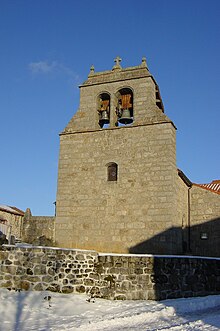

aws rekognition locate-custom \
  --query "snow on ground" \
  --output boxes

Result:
[0,288,220,331]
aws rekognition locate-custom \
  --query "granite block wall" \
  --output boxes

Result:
[56,122,179,253]
[190,186,220,257]
[1,246,220,301]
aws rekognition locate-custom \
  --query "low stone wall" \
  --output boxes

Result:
[0,246,220,300]
[0,246,97,294]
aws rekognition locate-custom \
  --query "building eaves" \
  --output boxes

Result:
[0,204,25,216]
[178,169,192,187]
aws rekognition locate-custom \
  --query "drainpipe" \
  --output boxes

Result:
[177,169,192,254]
[53,201,56,216]
[187,186,191,253]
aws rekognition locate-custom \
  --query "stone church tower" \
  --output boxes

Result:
[55,57,183,254]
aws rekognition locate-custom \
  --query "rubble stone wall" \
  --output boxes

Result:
[21,217,55,245]
[1,246,220,300]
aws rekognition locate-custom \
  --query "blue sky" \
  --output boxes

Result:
[0,0,219,215]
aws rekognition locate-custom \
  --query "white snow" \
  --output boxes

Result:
[0,289,220,330]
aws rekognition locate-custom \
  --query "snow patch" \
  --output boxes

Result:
[0,289,220,331]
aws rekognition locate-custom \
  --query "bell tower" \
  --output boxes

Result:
[63,56,167,133]
[55,57,180,254]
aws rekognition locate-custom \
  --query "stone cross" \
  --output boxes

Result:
[114,56,121,66]
[141,56,148,69]
[89,65,95,76]
[112,56,122,70]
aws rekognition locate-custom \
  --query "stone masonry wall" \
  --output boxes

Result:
[0,246,97,294]
[21,217,55,245]
[1,246,220,301]
[0,210,23,239]
[56,122,178,254]
[56,60,180,255]
[190,186,220,257]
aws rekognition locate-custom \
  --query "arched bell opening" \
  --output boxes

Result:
[155,84,164,112]
[97,92,110,128]
[115,88,133,126]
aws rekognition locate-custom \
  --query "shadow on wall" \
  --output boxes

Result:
[151,256,220,331]
[129,217,220,257]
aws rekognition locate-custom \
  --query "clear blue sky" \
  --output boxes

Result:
[0,0,219,215]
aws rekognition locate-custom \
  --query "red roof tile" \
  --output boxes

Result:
[193,180,220,195]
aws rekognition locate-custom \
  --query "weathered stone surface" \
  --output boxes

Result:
[1,281,13,288]
[33,283,44,291]
[83,278,94,286]
[34,265,46,275]
[0,246,220,301]
[46,284,60,292]
[20,281,30,291]
[42,275,54,283]
[75,285,85,293]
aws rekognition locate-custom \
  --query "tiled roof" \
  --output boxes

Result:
[0,205,25,216]
[194,180,220,195]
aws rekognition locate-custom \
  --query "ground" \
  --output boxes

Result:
[0,289,220,330]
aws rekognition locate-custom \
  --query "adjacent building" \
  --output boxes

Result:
[0,205,24,242]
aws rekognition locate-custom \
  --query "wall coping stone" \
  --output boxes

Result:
[3,245,98,254]
[3,245,220,260]
[98,252,220,261]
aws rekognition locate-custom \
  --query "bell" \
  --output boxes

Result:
[118,109,133,124]
[99,110,110,125]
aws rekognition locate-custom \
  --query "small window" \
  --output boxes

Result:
[107,162,118,181]
[200,232,208,240]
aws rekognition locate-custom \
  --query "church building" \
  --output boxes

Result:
[55,57,220,256]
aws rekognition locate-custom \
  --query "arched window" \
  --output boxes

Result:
[106,162,118,181]
[97,93,110,128]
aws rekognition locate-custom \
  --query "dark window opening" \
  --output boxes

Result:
[107,162,118,181]
[200,232,208,240]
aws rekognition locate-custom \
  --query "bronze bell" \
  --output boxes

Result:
[99,110,110,125]
[118,109,133,124]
